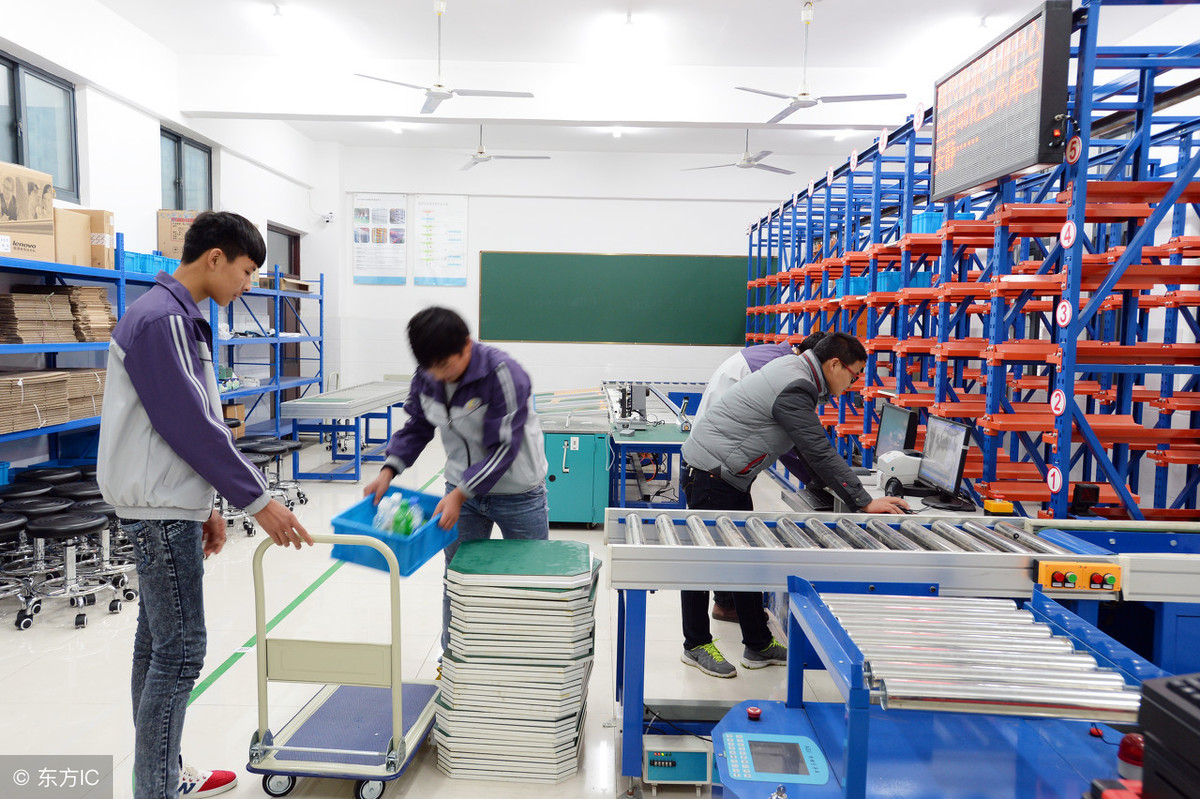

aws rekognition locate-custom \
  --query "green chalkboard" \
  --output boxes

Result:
[479,251,746,346]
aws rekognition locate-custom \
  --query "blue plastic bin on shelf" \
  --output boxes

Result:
[330,486,457,576]
[912,211,975,233]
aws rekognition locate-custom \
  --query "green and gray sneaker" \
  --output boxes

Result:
[742,637,788,669]
[681,641,737,678]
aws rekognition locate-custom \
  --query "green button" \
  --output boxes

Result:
[1066,572,1078,583]
[1105,574,1117,585]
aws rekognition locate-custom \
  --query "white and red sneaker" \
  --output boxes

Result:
[178,762,238,797]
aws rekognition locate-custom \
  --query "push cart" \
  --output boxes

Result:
[246,534,440,799]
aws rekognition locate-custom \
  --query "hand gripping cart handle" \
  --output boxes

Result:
[246,534,440,799]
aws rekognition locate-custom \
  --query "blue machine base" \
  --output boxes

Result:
[713,700,1124,799]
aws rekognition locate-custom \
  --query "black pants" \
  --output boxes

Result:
[680,468,772,651]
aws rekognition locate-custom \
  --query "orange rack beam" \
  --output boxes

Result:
[987,340,1200,366]
[942,220,995,247]
[899,234,944,255]
[897,287,941,304]
[1150,393,1200,413]
[895,339,937,356]
[978,481,1139,505]
[1057,181,1200,205]
[1093,507,1200,522]
[1148,447,1200,466]
[864,336,900,353]
[930,400,1045,418]
[932,338,991,360]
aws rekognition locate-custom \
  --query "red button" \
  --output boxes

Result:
[747,706,762,721]
[1091,573,1103,585]
[1052,571,1065,583]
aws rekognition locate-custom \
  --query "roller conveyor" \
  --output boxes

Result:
[607,509,1129,600]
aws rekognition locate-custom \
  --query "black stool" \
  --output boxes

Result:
[274,439,307,505]
[0,513,32,628]
[28,511,116,628]
[71,498,137,602]
[0,481,54,501]
[77,463,98,480]
[15,467,82,486]
[50,481,104,502]
[218,451,271,536]
[239,440,296,509]
[2,497,75,577]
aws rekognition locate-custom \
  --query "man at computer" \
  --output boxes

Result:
[677,332,908,679]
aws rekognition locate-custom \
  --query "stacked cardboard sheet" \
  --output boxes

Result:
[0,293,75,343]
[434,539,600,783]
[15,285,116,341]
[0,371,69,433]
[60,368,106,420]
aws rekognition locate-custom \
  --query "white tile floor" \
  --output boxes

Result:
[0,440,836,799]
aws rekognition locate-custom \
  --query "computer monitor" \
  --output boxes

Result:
[916,414,975,512]
[875,403,919,457]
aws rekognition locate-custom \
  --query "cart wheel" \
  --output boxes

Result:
[261,774,295,797]
[83,594,97,607]
[109,599,122,614]
[15,611,32,630]
[75,613,87,629]
[112,574,129,588]
[354,780,385,799]
[123,588,139,602]
[29,599,42,615]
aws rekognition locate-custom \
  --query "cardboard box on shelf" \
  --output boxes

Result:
[0,161,55,262]
[53,208,92,267]
[157,209,201,259]
[77,209,115,269]
[223,403,246,439]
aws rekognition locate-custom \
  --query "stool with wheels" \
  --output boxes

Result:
[27,511,114,628]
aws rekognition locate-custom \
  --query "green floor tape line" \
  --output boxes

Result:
[188,470,445,706]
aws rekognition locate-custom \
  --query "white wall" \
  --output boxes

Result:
[333,146,842,392]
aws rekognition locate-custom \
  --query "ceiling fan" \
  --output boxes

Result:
[355,1,534,115]
[462,126,550,170]
[682,131,794,175]
[736,1,906,124]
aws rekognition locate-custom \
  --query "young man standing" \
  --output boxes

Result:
[678,332,909,678]
[99,211,312,798]
[364,306,549,650]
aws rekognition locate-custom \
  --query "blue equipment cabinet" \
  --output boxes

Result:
[544,429,609,524]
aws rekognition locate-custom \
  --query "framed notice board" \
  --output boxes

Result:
[479,251,746,345]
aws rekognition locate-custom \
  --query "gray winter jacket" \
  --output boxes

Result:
[681,349,872,509]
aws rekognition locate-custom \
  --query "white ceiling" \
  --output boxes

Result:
[91,0,1192,159]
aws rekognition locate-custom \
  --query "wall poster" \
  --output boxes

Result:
[352,192,408,285]
[412,194,468,286]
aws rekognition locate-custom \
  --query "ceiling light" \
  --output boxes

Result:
[372,121,407,134]
[612,127,623,138]
[272,1,282,16]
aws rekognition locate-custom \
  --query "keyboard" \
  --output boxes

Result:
[797,486,834,512]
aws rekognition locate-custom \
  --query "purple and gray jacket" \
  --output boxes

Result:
[97,272,269,521]
[383,341,547,498]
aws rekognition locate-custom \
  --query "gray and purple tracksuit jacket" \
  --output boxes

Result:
[98,272,270,521]
[384,342,547,498]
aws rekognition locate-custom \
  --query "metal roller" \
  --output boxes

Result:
[866,662,1128,692]
[744,517,784,549]
[803,518,853,549]
[898,520,958,551]
[994,521,1071,554]
[653,514,678,547]
[829,604,1033,621]
[715,516,750,547]
[847,631,1073,654]
[625,513,645,545]
[684,515,716,547]
[834,518,886,550]
[775,518,820,549]
[824,594,1018,611]
[842,619,1052,637]
[959,520,1037,553]
[875,678,1141,723]
[858,646,1098,672]
[929,520,998,552]
[862,518,924,551]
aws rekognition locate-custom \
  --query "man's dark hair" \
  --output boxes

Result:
[181,211,266,267]
[408,307,470,369]
[796,330,826,353]
[811,331,867,366]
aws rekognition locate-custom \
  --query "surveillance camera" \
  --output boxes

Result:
[321,213,333,224]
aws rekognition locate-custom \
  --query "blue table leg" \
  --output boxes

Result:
[620,588,648,778]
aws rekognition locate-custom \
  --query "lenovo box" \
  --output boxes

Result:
[0,161,55,262]
[77,209,115,269]
[53,208,92,267]
[157,209,201,260]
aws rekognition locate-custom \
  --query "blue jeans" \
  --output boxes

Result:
[126,519,207,799]
[441,484,550,650]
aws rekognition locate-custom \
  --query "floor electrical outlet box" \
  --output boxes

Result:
[643,734,712,796]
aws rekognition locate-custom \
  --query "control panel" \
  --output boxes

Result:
[721,732,830,786]
[642,734,712,789]
[1036,560,1121,592]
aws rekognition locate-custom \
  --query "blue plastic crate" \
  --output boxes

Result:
[0,461,8,486]
[330,486,457,576]
[847,276,869,296]
[876,272,901,292]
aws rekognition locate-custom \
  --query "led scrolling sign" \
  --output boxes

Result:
[931,0,1071,201]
